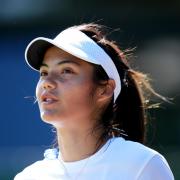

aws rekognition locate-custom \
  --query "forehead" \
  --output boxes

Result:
[41,46,96,79]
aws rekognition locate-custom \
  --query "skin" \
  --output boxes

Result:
[36,46,115,162]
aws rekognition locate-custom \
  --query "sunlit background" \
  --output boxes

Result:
[0,0,179,179]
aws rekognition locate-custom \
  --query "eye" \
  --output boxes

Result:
[61,68,74,74]
[40,71,48,77]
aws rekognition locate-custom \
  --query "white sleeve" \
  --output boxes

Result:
[138,154,174,180]
[14,171,37,180]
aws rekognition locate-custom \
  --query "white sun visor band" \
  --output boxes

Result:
[25,28,121,102]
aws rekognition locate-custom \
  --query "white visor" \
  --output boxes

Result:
[25,28,121,102]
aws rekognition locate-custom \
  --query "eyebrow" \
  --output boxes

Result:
[40,60,80,68]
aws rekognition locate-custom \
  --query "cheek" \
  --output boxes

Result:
[35,81,41,101]
[65,80,96,107]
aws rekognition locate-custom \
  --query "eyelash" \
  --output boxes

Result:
[39,68,74,77]
[61,68,74,74]
[40,71,48,77]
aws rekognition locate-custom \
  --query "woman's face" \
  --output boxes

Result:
[36,46,100,129]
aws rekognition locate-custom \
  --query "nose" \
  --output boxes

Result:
[42,79,56,90]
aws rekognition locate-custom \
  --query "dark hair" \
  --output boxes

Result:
[70,23,162,144]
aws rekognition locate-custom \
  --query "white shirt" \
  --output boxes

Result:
[14,137,174,180]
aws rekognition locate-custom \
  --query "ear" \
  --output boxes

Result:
[96,79,115,103]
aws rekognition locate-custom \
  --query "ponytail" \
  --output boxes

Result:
[100,41,147,143]
[75,23,160,144]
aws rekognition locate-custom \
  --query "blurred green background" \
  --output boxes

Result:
[0,0,179,179]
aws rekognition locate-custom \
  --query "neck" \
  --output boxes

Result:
[56,127,104,162]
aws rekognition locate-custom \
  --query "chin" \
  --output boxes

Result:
[40,111,66,127]
[41,111,58,123]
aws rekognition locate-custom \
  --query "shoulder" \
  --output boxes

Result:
[137,154,174,180]
[108,137,167,165]
[99,137,161,169]
[14,160,48,180]
[14,149,60,180]
[109,137,160,160]
[106,137,174,179]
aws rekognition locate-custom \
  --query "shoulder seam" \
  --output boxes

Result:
[135,153,159,179]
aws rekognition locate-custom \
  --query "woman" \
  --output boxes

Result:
[14,23,174,179]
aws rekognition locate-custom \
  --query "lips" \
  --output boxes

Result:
[40,92,58,105]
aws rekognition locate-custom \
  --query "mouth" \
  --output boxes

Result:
[41,93,58,105]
